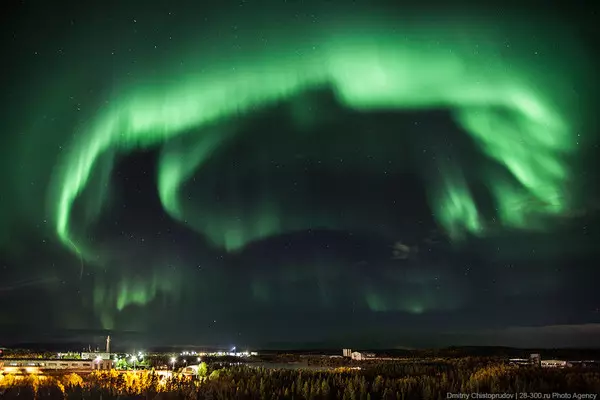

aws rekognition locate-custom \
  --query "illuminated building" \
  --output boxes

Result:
[182,365,199,376]
[0,358,112,374]
[351,352,375,361]
[81,352,111,360]
[541,360,571,368]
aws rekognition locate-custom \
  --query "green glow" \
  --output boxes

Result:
[38,11,591,323]
[365,290,387,312]
[158,125,236,222]
[53,17,588,255]
[433,164,482,240]
[251,280,270,302]
[93,269,182,327]
[364,271,463,315]
[408,303,425,315]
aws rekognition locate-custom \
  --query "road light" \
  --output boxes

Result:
[130,356,137,371]
[170,357,176,371]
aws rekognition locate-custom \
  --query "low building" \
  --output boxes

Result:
[342,349,352,357]
[541,360,571,368]
[81,352,111,360]
[0,358,113,374]
[508,358,531,366]
[568,360,599,368]
[351,352,375,361]
[182,365,199,376]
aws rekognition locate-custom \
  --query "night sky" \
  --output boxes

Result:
[1,0,599,349]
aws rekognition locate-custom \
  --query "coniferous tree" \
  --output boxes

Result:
[321,378,331,398]
[303,381,310,399]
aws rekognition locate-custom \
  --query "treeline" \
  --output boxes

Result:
[0,351,62,359]
[0,359,599,399]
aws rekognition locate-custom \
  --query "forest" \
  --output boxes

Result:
[1,358,599,399]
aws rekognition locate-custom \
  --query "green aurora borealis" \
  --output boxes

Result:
[1,2,598,344]
[55,18,585,252]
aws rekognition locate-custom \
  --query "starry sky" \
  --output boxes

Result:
[1,0,599,349]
